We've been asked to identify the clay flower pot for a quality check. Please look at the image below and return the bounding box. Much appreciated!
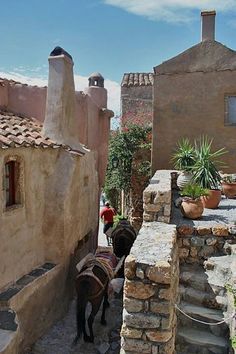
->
[181,198,204,219]
[177,172,193,190]
[201,189,221,209]
[222,182,236,199]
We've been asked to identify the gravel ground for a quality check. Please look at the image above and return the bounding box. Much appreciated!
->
[171,192,236,227]
[25,296,123,354]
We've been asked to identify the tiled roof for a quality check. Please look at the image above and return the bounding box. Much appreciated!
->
[121,73,154,87]
[0,111,82,154]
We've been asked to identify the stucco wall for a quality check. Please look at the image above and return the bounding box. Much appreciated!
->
[0,146,99,290]
[152,70,236,173]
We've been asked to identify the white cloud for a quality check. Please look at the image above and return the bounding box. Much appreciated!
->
[0,70,120,115]
[103,0,236,23]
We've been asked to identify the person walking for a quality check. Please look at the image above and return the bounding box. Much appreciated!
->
[100,201,116,246]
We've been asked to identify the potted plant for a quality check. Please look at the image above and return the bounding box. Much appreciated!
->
[221,174,236,199]
[180,183,209,219]
[192,136,227,209]
[171,138,196,189]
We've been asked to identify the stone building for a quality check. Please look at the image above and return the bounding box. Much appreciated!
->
[121,12,236,174]
[121,73,153,127]
[152,11,236,173]
[0,47,113,353]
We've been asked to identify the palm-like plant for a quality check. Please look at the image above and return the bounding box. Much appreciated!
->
[180,183,209,200]
[171,138,196,172]
[192,136,227,189]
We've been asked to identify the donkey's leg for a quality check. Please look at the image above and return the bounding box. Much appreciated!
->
[87,300,101,343]
[101,286,109,325]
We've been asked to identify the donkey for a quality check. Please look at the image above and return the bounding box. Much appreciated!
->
[73,250,124,344]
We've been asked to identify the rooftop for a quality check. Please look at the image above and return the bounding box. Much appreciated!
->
[121,73,154,87]
[0,111,83,154]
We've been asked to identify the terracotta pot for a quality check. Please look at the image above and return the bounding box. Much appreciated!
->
[181,198,204,219]
[222,182,236,199]
[177,172,193,190]
[201,189,221,209]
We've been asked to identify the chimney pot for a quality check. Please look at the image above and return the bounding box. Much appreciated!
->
[201,10,216,42]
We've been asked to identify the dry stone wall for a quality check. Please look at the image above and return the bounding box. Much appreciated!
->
[177,224,236,264]
[121,222,178,354]
[143,170,172,224]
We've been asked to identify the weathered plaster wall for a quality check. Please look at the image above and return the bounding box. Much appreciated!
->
[152,70,236,173]
[0,146,99,290]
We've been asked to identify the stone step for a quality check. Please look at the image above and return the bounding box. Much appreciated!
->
[180,267,209,292]
[179,285,223,310]
[0,310,18,354]
[177,302,228,337]
[177,327,229,354]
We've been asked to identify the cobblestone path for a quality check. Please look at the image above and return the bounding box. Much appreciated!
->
[25,296,122,354]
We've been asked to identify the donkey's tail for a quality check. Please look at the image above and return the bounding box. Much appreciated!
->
[73,279,90,345]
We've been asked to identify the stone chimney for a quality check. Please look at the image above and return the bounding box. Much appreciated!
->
[201,10,216,41]
[43,46,82,151]
[84,72,107,108]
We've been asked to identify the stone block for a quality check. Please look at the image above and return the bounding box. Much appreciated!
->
[159,336,175,354]
[151,345,159,354]
[190,247,198,258]
[124,297,144,313]
[157,216,166,222]
[198,246,215,258]
[122,338,152,353]
[159,288,171,300]
[182,238,191,247]
[164,204,171,216]
[190,236,205,247]
[136,268,145,280]
[196,226,211,236]
[143,213,154,222]
[178,248,189,258]
[125,255,136,280]
[150,301,170,315]
[143,192,151,204]
[124,280,155,300]
[121,325,143,339]
[146,330,172,343]
[123,309,161,329]
[212,226,229,237]
[144,203,161,213]
[177,225,194,236]
[177,238,182,247]
[206,237,217,246]
[146,261,171,284]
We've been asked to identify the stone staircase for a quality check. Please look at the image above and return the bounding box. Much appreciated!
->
[176,263,230,354]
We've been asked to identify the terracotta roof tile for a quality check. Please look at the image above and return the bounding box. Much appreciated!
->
[121,73,154,87]
[0,111,83,155]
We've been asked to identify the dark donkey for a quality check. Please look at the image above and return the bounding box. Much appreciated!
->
[73,249,124,344]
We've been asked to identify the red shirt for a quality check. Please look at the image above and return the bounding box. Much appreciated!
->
[100,206,116,223]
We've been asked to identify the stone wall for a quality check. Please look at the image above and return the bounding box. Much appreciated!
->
[121,223,178,354]
[121,86,152,127]
[143,170,172,224]
[177,224,236,264]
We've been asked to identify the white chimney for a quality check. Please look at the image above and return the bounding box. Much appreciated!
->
[201,10,216,42]
[43,47,83,151]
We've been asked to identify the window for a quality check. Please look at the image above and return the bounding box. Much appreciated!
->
[225,95,236,125]
[4,159,22,208]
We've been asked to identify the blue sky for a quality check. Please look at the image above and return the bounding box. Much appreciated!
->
[1,0,236,114]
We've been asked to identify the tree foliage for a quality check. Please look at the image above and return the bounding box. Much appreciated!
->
[104,124,151,210]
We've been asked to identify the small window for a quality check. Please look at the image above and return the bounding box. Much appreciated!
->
[225,95,236,125]
[4,160,20,207]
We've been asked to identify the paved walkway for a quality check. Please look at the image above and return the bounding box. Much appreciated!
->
[25,208,122,354]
